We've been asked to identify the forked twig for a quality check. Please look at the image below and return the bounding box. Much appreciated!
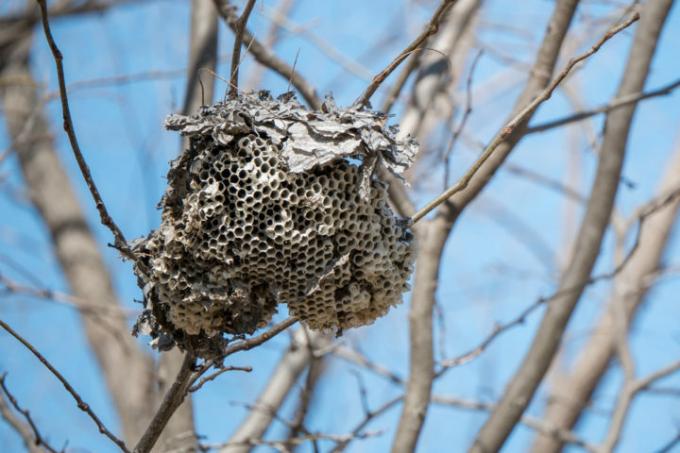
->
[0,319,129,452]
[34,0,131,257]
[0,374,60,453]
[355,0,460,106]
[410,12,640,224]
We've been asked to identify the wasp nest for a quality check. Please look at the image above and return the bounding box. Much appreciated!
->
[132,92,417,354]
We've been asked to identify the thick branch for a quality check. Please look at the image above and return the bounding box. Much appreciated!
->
[0,33,155,445]
[471,2,673,451]
[133,353,195,453]
[531,138,680,453]
[392,0,580,450]
[220,329,329,453]
[412,10,638,224]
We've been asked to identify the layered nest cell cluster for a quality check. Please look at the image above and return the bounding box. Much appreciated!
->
[132,92,417,355]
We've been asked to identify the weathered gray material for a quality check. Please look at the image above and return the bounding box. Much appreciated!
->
[134,92,416,356]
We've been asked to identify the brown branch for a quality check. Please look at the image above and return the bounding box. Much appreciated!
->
[0,319,129,452]
[330,396,402,453]
[600,360,680,452]
[471,2,672,450]
[213,0,321,109]
[379,50,423,115]
[220,328,327,453]
[1,30,155,446]
[531,140,680,453]
[228,0,257,98]
[526,77,680,134]
[155,3,220,450]
[133,353,195,453]
[223,317,298,357]
[411,11,639,224]
[244,0,295,91]
[34,0,130,256]
[183,0,219,113]
[285,336,326,448]
[355,0,460,106]
[443,49,483,188]
[0,374,59,453]
[393,0,581,450]
[188,365,252,393]
[432,394,597,452]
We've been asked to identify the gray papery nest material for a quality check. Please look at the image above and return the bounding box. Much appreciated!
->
[132,92,417,357]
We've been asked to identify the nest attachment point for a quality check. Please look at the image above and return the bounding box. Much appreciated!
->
[132,92,418,356]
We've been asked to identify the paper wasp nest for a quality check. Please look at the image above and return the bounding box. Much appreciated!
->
[132,92,416,354]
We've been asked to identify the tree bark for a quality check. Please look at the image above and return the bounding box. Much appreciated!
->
[531,129,680,453]
[0,36,156,445]
[156,2,219,450]
[471,2,673,451]
[392,1,579,451]
[221,329,329,453]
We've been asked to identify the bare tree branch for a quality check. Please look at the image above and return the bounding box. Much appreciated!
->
[244,0,295,91]
[228,0,257,98]
[35,0,130,256]
[134,353,196,453]
[212,0,321,109]
[0,319,129,452]
[183,0,219,114]
[432,394,597,453]
[526,77,680,134]
[392,0,581,450]
[220,328,330,453]
[531,140,680,452]
[411,11,639,224]
[0,374,58,453]
[471,2,673,450]
[156,3,220,450]
[355,0,460,106]
[0,31,156,446]
[600,360,680,453]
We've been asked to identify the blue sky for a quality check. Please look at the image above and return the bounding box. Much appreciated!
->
[1,1,679,452]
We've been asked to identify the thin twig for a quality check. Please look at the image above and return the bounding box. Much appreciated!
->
[330,396,402,453]
[379,50,423,114]
[188,317,298,390]
[443,49,483,188]
[213,0,321,109]
[133,353,195,453]
[188,365,252,393]
[223,317,298,356]
[355,0,459,106]
[0,319,129,452]
[229,0,258,99]
[526,77,680,134]
[0,374,60,453]
[410,12,640,224]
[439,186,680,371]
[34,0,131,257]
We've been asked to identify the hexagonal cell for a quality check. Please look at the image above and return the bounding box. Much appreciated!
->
[133,92,417,356]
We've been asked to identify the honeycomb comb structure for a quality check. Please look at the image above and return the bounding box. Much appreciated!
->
[132,92,417,354]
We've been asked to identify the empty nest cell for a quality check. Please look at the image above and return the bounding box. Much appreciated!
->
[132,92,417,355]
